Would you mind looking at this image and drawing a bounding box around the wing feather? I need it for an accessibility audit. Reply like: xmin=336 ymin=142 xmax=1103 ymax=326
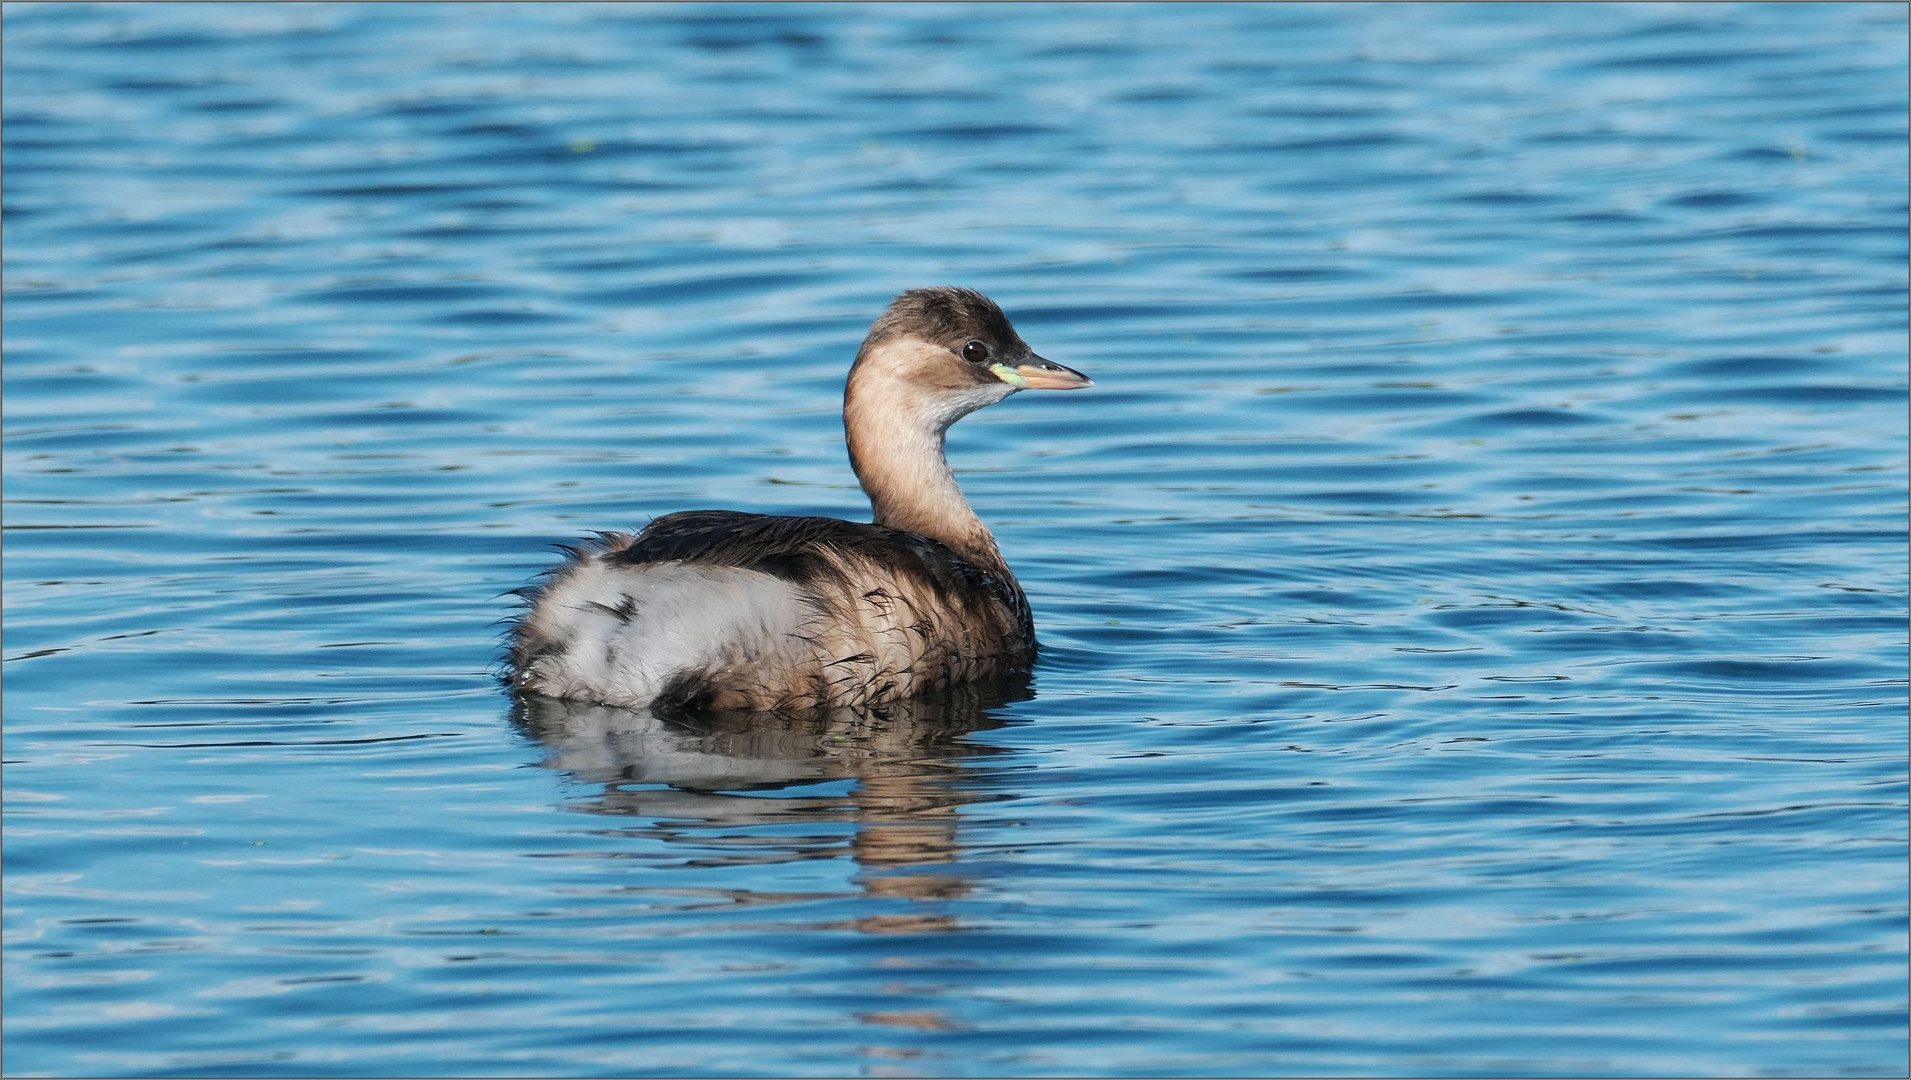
xmin=507 ymin=512 xmax=1034 ymax=711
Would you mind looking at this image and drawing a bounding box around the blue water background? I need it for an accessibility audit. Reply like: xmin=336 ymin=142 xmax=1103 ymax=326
xmin=4 ymin=3 xmax=1907 ymax=1076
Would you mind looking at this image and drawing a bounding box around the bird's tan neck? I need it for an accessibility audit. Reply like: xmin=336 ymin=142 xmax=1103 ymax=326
xmin=844 ymin=368 xmax=1006 ymax=571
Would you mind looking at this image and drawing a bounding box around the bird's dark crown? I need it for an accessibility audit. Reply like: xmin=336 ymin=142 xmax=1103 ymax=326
xmin=860 ymin=287 xmax=1028 ymax=356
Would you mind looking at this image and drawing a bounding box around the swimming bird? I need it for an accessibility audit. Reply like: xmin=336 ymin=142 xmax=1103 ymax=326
xmin=505 ymin=287 xmax=1091 ymax=712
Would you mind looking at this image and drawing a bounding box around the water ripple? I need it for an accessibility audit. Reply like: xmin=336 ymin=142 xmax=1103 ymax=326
xmin=4 ymin=3 xmax=1906 ymax=1077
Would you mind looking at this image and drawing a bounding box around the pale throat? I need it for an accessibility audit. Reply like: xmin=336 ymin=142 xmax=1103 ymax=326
xmin=844 ymin=369 xmax=1009 ymax=569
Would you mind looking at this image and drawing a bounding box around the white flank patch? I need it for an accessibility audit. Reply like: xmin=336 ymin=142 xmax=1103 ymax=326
xmin=521 ymin=559 xmax=810 ymax=708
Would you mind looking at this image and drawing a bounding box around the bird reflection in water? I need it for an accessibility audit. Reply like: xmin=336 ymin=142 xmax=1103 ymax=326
xmin=509 ymin=672 xmax=1030 ymax=934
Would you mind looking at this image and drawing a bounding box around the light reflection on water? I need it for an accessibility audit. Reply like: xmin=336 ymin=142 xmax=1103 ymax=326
xmin=515 ymin=681 xmax=1025 ymax=934
xmin=4 ymin=2 xmax=1906 ymax=1076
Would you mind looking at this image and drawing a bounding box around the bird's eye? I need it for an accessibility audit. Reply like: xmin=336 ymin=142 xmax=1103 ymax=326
xmin=962 ymin=340 xmax=990 ymax=363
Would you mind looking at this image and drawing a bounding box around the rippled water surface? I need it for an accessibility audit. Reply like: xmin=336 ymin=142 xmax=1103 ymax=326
xmin=5 ymin=3 xmax=1907 ymax=1076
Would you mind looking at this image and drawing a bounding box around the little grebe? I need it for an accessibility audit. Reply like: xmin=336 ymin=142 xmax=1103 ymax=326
xmin=505 ymin=287 xmax=1090 ymax=711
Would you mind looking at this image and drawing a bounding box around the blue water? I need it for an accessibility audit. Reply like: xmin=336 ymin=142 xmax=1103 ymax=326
xmin=4 ymin=3 xmax=1906 ymax=1076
